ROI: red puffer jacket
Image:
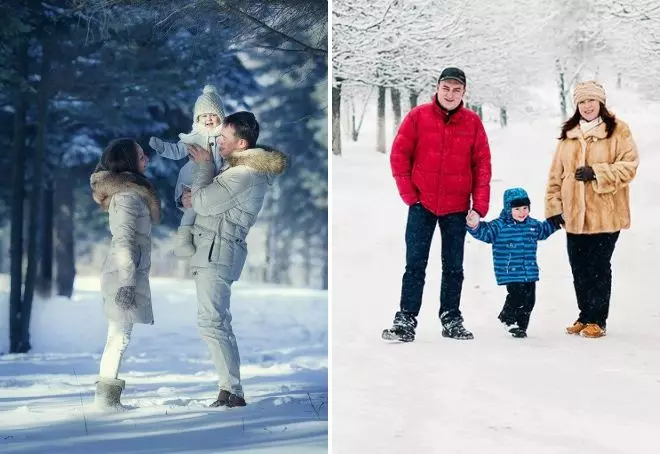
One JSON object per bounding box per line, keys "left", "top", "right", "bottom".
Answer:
{"left": 390, "top": 99, "right": 492, "bottom": 217}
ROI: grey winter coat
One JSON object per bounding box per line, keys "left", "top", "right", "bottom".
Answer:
{"left": 189, "top": 148, "right": 287, "bottom": 281}
{"left": 90, "top": 171, "right": 161, "bottom": 324}
{"left": 155, "top": 134, "right": 224, "bottom": 210}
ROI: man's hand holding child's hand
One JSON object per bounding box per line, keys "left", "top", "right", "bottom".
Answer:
{"left": 466, "top": 210, "right": 480, "bottom": 229}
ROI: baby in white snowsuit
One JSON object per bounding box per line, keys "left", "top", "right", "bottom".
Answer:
{"left": 149, "top": 85, "right": 226, "bottom": 258}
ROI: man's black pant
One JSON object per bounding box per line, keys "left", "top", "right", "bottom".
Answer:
{"left": 399, "top": 203, "right": 467, "bottom": 323}
{"left": 566, "top": 232, "right": 619, "bottom": 328}
{"left": 498, "top": 282, "right": 536, "bottom": 331}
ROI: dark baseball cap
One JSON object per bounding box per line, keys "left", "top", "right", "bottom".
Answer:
{"left": 438, "top": 67, "right": 466, "bottom": 86}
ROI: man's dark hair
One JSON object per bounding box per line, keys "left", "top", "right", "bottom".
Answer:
{"left": 224, "top": 111, "right": 260, "bottom": 149}
{"left": 96, "top": 138, "right": 140, "bottom": 173}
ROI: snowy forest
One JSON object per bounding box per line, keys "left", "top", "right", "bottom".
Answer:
{"left": 332, "top": 0, "right": 660, "bottom": 155}
{"left": 1, "top": 0, "right": 328, "bottom": 353}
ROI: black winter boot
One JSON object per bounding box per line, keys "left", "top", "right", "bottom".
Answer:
{"left": 382, "top": 311, "right": 417, "bottom": 342}
{"left": 441, "top": 317, "right": 474, "bottom": 340}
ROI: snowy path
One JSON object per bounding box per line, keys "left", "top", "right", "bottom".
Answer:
{"left": 332, "top": 102, "right": 660, "bottom": 453}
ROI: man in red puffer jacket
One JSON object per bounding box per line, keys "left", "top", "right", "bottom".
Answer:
{"left": 382, "top": 67, "right": 492, "bottom": 342}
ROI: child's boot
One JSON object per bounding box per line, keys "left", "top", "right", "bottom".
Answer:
{"left": 174, "top": 226, "right": 196, "bottom": 258}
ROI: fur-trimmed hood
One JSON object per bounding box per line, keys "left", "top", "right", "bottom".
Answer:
{"left": 226, "top": 147, "right": 287, "bottom": 175}
{"left": 90, "top": 171, "right": 161, "bottom": 223}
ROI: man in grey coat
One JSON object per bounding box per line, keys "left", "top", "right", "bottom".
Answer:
{"left": 183, "top": 111, "right": 287, "bottom": 408}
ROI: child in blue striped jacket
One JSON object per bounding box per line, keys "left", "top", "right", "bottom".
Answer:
{"left": 466, "top": 187, "right": 562, "bottom": 338}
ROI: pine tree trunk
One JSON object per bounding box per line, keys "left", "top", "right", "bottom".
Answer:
{"left": 409, "top": 91, "right": 418, "bottom": 109}
{"left": 265, "top": 220, "right": 276, "bottom": 282}
{"left": 332, "top": 78, "right": 343, "bottom": 156}
{"left": 275, "top": 236, "right": 292, "bottom": 285}
{"left": 9, "top": 39, "right": 29, "bottom": 354}
{"left": 376, "top": 86, "right": 386, "bottom": 153}
{"left": 54, "top": 168, "right": 76, "bottom": 297}
{"left": 21, "top": 35, "right": 52, "bottom": 351}
{"left": 302, "top": 233, "right": 311, "bottom": 287}
{"left": 37, "top": 174, "right": 54, "bottom": 297}
{"left": 391, "top": 88, "right": 402, "bottom": 132}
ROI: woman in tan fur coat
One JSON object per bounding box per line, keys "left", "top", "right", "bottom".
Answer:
{"left": 90, "top": 138, "right": 160, "bottom": 410}
{"left": 545, "top": 81, "right": 638, "bottom": 338}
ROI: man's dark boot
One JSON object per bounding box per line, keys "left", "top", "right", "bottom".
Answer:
{"left": 209, "top": 390, "right": 231, "bottom": 407}
{"left": 441, "top": 317, "right": 474, "bottom": 340}
{"left": 209, "top": 389, "right": 246, "bottom": 408}
{"left": 226, "top": 394, "right": 247, "bottom": 408}
{"left": 382, "top": 311, "right": 417, "bottom": 342}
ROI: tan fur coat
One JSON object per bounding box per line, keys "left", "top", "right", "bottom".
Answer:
{"left": 545, "top": 120, "right": 639, "bottom": 234}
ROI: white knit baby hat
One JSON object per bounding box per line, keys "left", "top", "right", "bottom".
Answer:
{"left": 193, "top": 85, "right": 226, "bottom": 121}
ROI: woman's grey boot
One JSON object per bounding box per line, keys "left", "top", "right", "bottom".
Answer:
{"left": 94, "top": 377, "right": 126, "bottom": 410}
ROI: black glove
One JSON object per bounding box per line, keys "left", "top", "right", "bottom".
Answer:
{"left": 115, "top": 286, "right": 137, "bottom": 310}
{"left": 546, "top": 214, "right": 565, "bottom": 229}
{"left": 575, "top": 166, "right": 596, "bottom": 182}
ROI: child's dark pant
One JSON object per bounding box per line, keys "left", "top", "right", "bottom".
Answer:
{"left": 498, "top": 282, "right": 536, "bottom": 331}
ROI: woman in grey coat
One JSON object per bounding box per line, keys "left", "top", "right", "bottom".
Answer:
{"left": 90, "top": 138, "right": 160, "bottom": 410}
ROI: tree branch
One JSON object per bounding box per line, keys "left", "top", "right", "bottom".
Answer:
{"left": 215, "top": 0, "right": 326, "bottom": 55}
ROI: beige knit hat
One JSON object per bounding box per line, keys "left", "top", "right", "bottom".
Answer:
{"left": 193, "top": 85, "right": 226, "bottom": 121}
{"left": 573, "top": 81, "right": 606, "bottom": 106}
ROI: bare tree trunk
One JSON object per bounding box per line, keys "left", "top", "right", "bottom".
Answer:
{"left": 9, "top": 39, "right": 29, "bottom": 354}
{"left": 617, "top": 72, "right": 622, "bottom": 89}
{"left": 391, "top": 87, "right": 402, "bottom": 132}
{"left": 332, "top": 78, "right": 342, "bottom": 156}
{"left": 21, "top": 35, "right": 52, "bottom": 350}
{"left": 37, "top": 173, "right": 54, "bottom": 297}
{"left": 471, "top": 104, "right": 483, "bottom": 120}
{"left": 556, "top": 59, "right": 567, "bottom": 121}
{"left": 350, "top": 98, "right": 358, "bottom": 141}
{"left": 54, "top": 168, "right": 76, "bottom": 297}
{"left": 351, "top": 86, "right": 373, "bottom": 142}
{"left": 500, "top": 106, "right": 508, "bottom": 128}
{"left": 376, "top": 86, "right": 386, "bottom": 153}
{"left": 409, "top": 90, "right": 419, "bottom": 109}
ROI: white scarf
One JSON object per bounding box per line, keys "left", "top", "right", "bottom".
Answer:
{"left": 579, "top": 116, "right": 603, "bottom": 134}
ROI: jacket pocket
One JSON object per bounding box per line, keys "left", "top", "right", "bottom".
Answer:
{"left": 210, "top": 232, "right": 248, "bottom": 281}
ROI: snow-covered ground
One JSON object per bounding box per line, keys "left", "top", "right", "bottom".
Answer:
{"left": 0, "top": 276, "right": 327, "bottom": 453}
{"left": 332, "top": 88, "right": 660, "bottom": 453}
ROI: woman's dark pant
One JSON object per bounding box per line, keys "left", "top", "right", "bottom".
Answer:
{"left": 566, "top": 232, "right": 620, "bottom": 328}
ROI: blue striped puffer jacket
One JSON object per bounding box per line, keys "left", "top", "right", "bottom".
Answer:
{"left": 468, "top": 187, "right": 558, "bottom": 285}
